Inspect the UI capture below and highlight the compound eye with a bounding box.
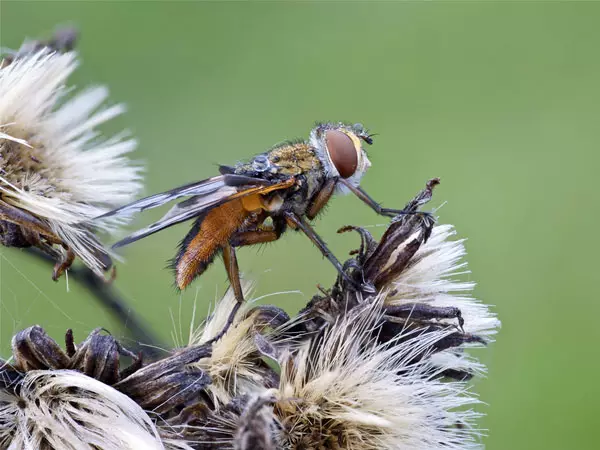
[325,130,358,179]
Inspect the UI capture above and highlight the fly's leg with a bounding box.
[208,243,245,343]
[213,237,280,343]
[230,229,279,247]
[223,242,244,303]
[210,217,290,342]
[339,178,440,218]
[306,178,336,220]
[230,214,286,248]
[284,211,375,294]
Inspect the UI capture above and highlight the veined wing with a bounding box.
[111,176,296,248]
[95,176,227,219]
[96,174,272,220]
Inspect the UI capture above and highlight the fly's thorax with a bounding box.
[234,141,326,215]
[236,142,323,181]
[267,142,322,176]
[265,142,327,207]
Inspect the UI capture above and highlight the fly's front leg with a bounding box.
[284,211,375,294]
[306,178,336,220]
[339,178,439,218]
[338,180,405,217]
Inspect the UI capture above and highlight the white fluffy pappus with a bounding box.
[276,299,484,450]
[0,50,142,275]
[0,369,184,450]
[189,284,277,407]
[386,224,501,337]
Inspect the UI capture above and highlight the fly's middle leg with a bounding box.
[284,211,375,294]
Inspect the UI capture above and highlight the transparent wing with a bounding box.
[107,174,291,248]
[112,185,238,248]
[96,175,229,219]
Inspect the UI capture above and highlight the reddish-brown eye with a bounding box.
[325,130,358,178]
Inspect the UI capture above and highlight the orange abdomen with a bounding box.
[175,199,251,289]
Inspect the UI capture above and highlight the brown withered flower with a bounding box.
[0,179,499,449]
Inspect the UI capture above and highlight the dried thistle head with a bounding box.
[0,179,499,449]
[267,179,499,448]
[0,29,142,279]
[10,326,141,385]
[275,300,484,449]
[233,390,278,450]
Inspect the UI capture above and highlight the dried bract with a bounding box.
[11,326,141,385]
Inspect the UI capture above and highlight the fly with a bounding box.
[98,122,411,303]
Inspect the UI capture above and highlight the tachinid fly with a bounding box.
[98,122,408,302]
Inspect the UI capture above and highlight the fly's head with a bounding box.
[310,122,373,190]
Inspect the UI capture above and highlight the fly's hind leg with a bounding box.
[225,217,287,301]
[209,243,245,343]
[212,217,287,342]
[230,229,279,247]
[222,242,244,304]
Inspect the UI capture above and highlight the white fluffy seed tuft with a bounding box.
[0,370,183,450]
[276,299,484,449]
[387,224,501,337]
[189,284,270,406]
[0,50,142,274]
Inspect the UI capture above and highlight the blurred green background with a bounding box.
[1,1,599,449]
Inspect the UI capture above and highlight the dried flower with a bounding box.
[0,179,499,449]
[276,300,483,449]
[0,31,142,278]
